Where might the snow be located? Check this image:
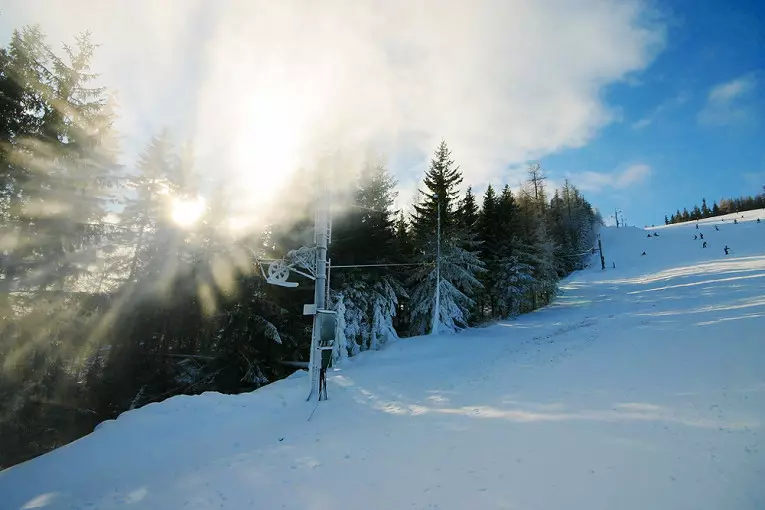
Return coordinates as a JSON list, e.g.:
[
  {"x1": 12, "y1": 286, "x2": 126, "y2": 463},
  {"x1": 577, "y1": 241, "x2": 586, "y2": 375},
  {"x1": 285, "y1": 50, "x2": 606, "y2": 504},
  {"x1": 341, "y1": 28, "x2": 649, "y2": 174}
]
[{"x1": 2, "y1": 209, "x2": 764, "y2": 509}]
